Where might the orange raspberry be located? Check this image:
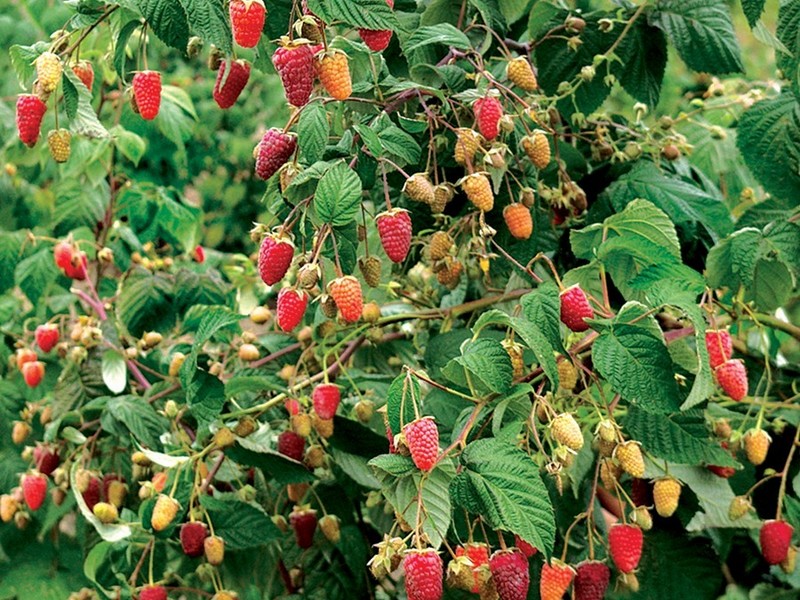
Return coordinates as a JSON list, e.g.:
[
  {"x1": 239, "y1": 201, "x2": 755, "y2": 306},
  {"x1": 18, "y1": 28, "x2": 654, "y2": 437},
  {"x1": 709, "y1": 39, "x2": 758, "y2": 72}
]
[
  {"x1": 328, "y1": 275, "x2": 363, "y2": 323},
  {"x1": 503, "y1": 202, "x2": 533, "y2": 240},
  {"x1": 316, "y1": 49, "x2": 352, "y2": 100}
]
